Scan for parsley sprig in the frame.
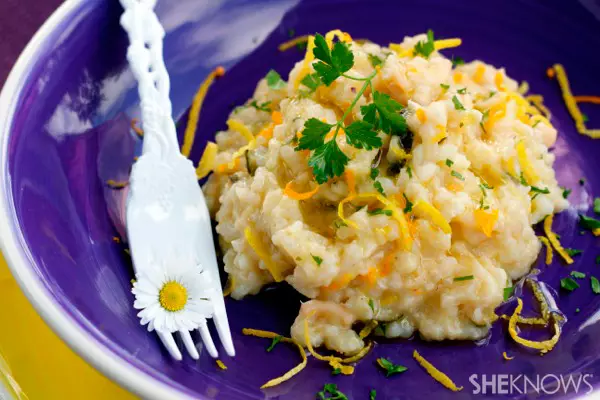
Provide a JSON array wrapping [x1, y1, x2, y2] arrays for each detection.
[[317, 383, 348, 400], [295, 33, 408, 183]]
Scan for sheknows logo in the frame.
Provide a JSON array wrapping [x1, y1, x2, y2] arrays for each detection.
[[469, 374, 594, 395]]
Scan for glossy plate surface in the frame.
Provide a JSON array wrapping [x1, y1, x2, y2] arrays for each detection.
[[2, 0, 600, 398]]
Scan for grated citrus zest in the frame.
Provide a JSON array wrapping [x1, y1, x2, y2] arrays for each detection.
[[216, 359, 227, 370], [242, 328, 307, 388], [543, 214, 573, 264], [573, 95, 600, 105], [284, 181, 319, 200], [131, 118, 144, 137], [502, 352, 514, 361], [303, 318, 353, 375], [473, 65, 485, 84], [345, 169, 356, 195], [244, 226, 285, 282], [278, 35, 310, 52], [508, 298, 561, 354], [182, 66, 225, 157], [474, 209, 498, 237], [294, 36, 316, 89], [106, 179, 128, 189], [227, 119, 254, 142], [434, 38, 462, 51], [538, 236, 553, 265], [412, 200, 452, 234], [196, 141, 219, 179], [516, 140, 539, 184], [413, 350, 463, 391], [359, 320, 378, 339]]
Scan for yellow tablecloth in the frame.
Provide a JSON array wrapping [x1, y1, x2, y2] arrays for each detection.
[[0, 254, 134, 399]]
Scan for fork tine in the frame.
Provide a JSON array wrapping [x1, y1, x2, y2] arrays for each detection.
[[157, 331, 182, 361], [179, 330, 199, 360], [199, 321, 219, 358], [212, 299, 236, 357]]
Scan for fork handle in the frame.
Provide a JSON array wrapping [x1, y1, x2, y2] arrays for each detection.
[[119, 0, 179, 158]]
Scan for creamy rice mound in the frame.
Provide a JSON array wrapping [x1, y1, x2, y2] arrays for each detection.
[[203, 32, 567, 355]]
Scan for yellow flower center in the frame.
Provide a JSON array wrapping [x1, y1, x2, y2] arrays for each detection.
[[158, 281, 188, 312]]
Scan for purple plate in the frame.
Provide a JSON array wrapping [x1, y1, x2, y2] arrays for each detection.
[[2, 0, 600, 399]]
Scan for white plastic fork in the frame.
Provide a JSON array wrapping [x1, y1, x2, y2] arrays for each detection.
[[119, 0, 235, 360]]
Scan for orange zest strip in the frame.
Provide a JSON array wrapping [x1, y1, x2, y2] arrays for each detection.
[[573, 96, 600, 105], [131, 118, 144, 137], [413, 350, 463, 392], [182, 66, 226, 157], [244, 225, 284, 282], [474, 209, 499, 238], [242, 328, 307, 388], [538, 236, 553, 265], [345, 169, 356, 195], [283, 181, 319, 200], [278, 35, 310, 52]]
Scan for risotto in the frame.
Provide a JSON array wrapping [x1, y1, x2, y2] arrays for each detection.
[[202, 31, 567, 355]]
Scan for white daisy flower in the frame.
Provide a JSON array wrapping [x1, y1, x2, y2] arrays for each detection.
[[131, 262, 215, 333]]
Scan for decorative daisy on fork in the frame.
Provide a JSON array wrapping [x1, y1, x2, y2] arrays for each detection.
[[131, 260, 215, 333]]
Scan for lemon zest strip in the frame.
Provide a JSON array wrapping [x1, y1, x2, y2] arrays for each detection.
[[227, 119, 254, 142], [413, 350, 463, 392], [196, 141, 219, 179], [244, 226, 285, 282], [516, 140, 539, 184], [106, 179, 128, 189], [284, 181, 319, 200], [502, 352, 514, 361], [303, 318, 354, 375], [242, 328, 307, 388], [216, 359, 227, 370], [223, 275, 234, 297], [538, 236, 553, 265], [434, 38, 462, 51], [182, 66, 225, 157], [294, 36, 316, 89], [412, 200, 451, 234], [359, 320, 378, 339], [508, 298, 561, 354], [543, 214, 573, 264], [278, 35, 310, 52]]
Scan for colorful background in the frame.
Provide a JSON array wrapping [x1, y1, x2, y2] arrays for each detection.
[[0, 0, 132, 398]]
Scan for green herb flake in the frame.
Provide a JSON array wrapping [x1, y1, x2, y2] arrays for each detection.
[[565, 248, 583, 257], [560, 277, 580, 292], [368, 54, 384, 68], [249, 100, 272, 112], [451, 170, 465, 181], [532, 120, 541, 128], [579, 214, 600, 232], [457, 87, 467, 94], [576, 308, 581, 313], [300, 72, 322, 93], [452, 95, 465, 111], [592, 276, 600, 294], [571, 270, 586, 279], [454, 275, 474, 282], [406, 166, 413, 179], [530, 186, 550, 195], [370, 389, 377, 400], [403, 193, 413, 213], [583, 113, 589, 123], [312, 254, 323, 266], [594, 198, 600, 214], [368, 299, 375, 313], [370, 167, 380, 180], [452, 56, 465, 66], [445, 159, 454, 167], [413, 30, 435, 58], [440, 83, 450, 90], [288, 28, 296, 38], [368, 208, 392, 216], [265, 69, 287, 90], [377, 357, 408, 377], [317, 383, 348, 400], [562, 187, 572, 199], [374, 181, 386, 196], [503, 286, 514, 301], [331, 368, 341, 376], [596, 255, 600, 264], [266, 335, 282, 352]]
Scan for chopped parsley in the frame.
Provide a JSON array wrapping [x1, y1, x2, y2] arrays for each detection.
[[452, 95, 465, 111], [370, 389, 377, 400], [249, 100, 272, 112], [592, 276, 600, 294], [454, 275, 474, 282], [413, 30, 435, 58], [530, 186, 550, 194], [457, 87, 467, 94], [571, 271, 586, 279], [576, 308, 581, 313], [579, 214, 600, 232], [565, 248, 583, 257], [312, 254, 323, 266], [582, 113, 589, 123], [331, 368, 341, 376], [440, 83, 450, 90], [368, 298, 375, 313], [368, 208, 392, 216], [451, 170, 465, 181], [560, 277, 580, 292], [594, 198, 600, 214], [562, 187, 572, 199], [403, 193, 413, 213], [373, 181, 386, 196], [317, 383, 348, 400], [300, 72, 322, 93], [370, 167, 380, 180], [596, 255, 600, 264], [406, 166, 413, 179], [266, 335, 282, 352], [445, 159, 454, 167], [265, 69, 286, 90], [377, 357, 408, 377], [368, 54, 384, 68], [532, 120, 541, 128], [519, 172, 528, 186], [287, 28, 296, 37], [451, 56, 465, 66], [361, 91, 408, 135], [503, 286, 514, 301]]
